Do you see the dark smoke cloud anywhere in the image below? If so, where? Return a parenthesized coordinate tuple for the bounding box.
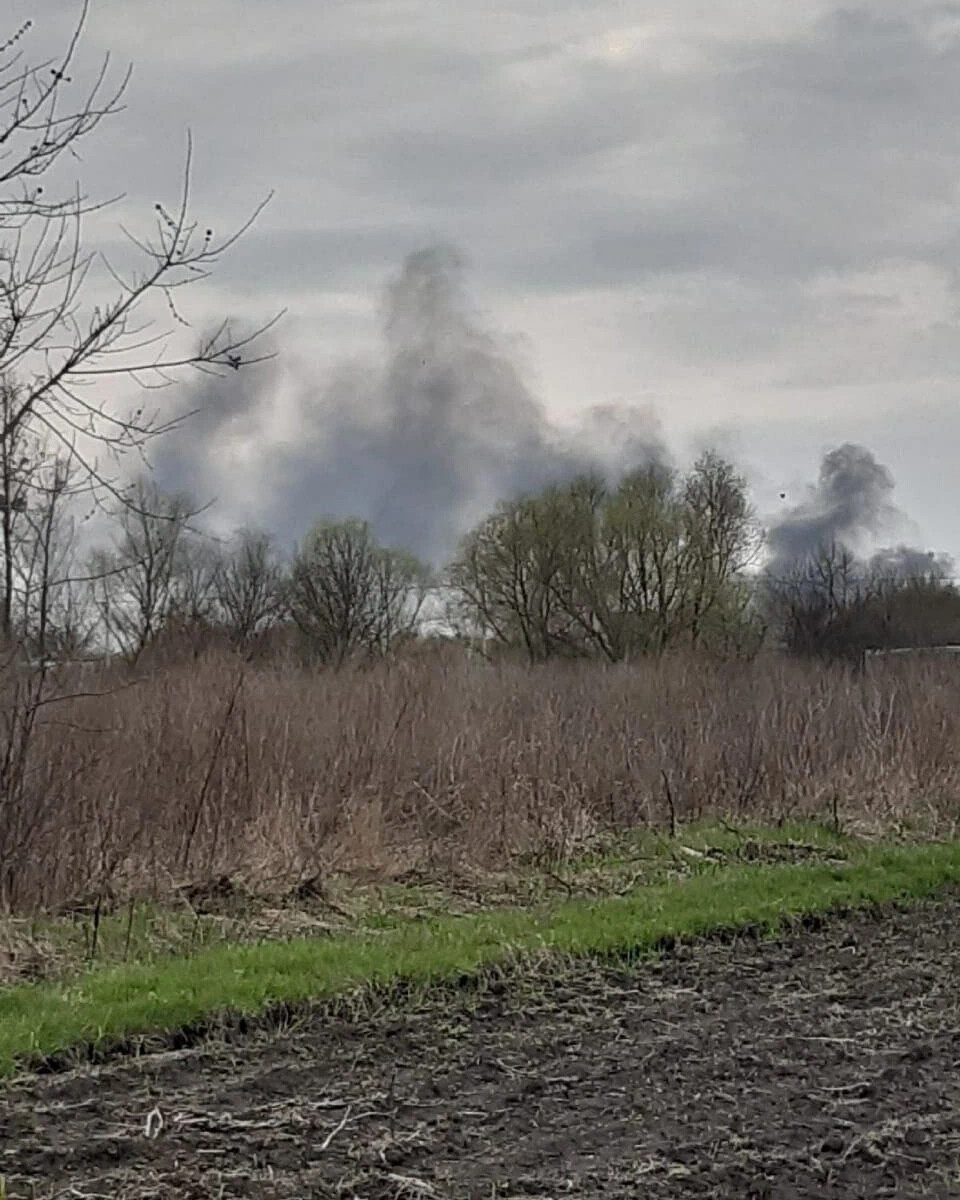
(865, 544, 953, 582)
(765, 442, 953, 581)
(153, 244, 664, 564)
(149, 349, 270, 502)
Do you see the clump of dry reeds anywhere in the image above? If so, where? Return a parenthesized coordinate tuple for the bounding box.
(1, 644, 957, 914)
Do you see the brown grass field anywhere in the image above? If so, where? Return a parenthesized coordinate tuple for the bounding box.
(1, 646, 959, 916)
(3, 649, 960, 1197)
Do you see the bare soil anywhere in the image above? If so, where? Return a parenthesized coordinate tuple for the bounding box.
(2, 895, 960, 1198)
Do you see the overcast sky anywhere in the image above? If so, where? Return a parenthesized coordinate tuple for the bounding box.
(14, 0, 960, 566)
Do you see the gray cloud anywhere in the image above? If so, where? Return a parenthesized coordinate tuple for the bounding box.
(153, 246, 663, 564)
(27, 2, 960, 296)
(11, 1, 960, 565)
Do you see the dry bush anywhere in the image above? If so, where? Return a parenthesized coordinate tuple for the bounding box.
(1, 646, 959, 914)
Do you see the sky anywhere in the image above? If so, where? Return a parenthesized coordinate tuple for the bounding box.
(10, 0, 960, 568)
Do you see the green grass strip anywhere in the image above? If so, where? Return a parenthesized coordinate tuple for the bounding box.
(1, 840, 959, 1081)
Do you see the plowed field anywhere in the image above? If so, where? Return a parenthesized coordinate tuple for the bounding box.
(3, 895, 959, 1198)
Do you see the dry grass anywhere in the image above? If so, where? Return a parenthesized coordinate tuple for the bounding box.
(0, 644, 958, 915)
(0, 822, 854, 986)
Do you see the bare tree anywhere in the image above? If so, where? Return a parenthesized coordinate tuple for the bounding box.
(764, 540, 960, 662)
(290, 519, 429, 666)
(90, 477, 197, 661)
(0, 373, 42, 640)
(866, 573, 960, 649)
(161, 531, 221, 656)
(14, 453, 96, 660)
(761, 541, 878, 661)
(211, 527, 286, 652)
(0, 4, 279, 513)
(0, 374, 102, 657)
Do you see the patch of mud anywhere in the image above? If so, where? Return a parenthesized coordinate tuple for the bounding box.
(2, 896, 960, 1198)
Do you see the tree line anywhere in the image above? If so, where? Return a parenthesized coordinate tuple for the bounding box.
(4, 442, 959, 668)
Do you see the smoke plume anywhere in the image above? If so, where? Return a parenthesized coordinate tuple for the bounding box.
(765, 442, 952, 581)
(153, 245, 663, 564)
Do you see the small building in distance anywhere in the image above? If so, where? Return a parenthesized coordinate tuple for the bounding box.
(861, 644, 960, 669)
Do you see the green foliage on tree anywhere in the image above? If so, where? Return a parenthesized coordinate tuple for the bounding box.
(447, 452, 764, 663)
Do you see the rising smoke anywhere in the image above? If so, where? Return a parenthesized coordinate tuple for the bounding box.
(153, 245, 663, 564)
(765, 442, 953, 581)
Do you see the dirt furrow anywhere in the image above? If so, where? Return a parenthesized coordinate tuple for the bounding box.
(2, 895, 959, 1198)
